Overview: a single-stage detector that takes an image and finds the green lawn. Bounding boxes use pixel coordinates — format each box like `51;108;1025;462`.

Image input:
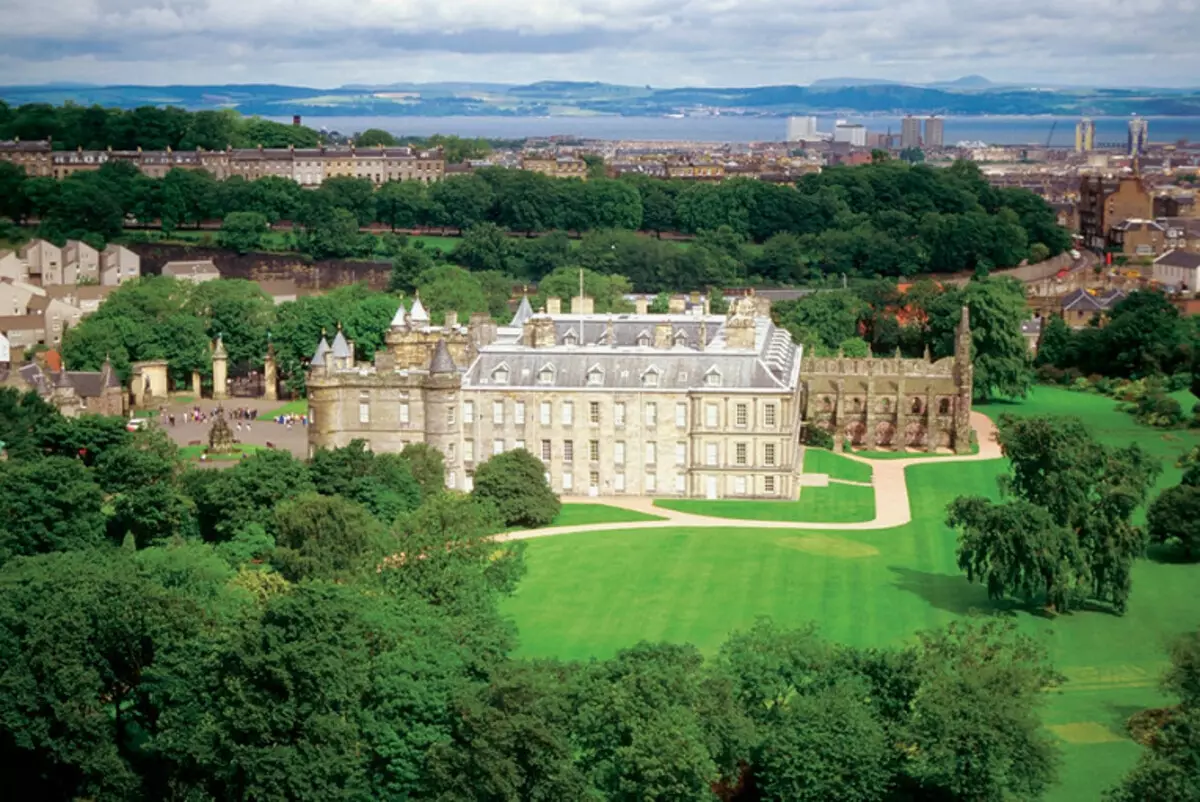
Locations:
257;400;309;421
852;440;981;459
503;388;1200;801
550;503;664;527
800;447;874;483
653;481;875;523
178;443;265;461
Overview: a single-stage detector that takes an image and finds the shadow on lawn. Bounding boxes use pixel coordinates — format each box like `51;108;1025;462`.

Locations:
1145;543;1200;566
887;566;1014;616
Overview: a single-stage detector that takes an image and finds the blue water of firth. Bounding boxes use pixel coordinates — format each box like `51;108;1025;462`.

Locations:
270;114;1200;146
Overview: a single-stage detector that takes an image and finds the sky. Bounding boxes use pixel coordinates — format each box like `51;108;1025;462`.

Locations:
0;0;1191;88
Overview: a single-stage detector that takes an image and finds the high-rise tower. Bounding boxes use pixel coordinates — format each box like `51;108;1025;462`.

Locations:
1075;118;1095;152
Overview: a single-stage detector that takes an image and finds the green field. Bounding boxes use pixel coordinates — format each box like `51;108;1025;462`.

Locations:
654;481;875;523
550;503;664;527
800;447;874;483
257;400;309;421
503;386;1200;801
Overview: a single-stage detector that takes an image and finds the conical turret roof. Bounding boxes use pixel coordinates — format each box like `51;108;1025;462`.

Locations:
331;328;351;360
390;302;408;328
509;295;534;327
312;336;331;364
429;339;456;375
409;293;429;324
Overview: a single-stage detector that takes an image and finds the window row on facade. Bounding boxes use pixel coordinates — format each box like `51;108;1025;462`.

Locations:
461;437;779;469
454;398;780;429
447;467;779;497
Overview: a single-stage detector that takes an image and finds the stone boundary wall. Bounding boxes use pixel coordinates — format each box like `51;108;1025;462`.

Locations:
128;243;392;291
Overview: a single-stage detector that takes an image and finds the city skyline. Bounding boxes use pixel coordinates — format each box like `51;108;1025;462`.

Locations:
0;0;1188;88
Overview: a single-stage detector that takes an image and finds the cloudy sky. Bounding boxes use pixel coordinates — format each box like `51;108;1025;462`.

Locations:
0;0;1188;87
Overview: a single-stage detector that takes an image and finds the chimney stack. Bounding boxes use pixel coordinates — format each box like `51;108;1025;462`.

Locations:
654;321;673;349
635;297;649;315
546;297;562;315
444;310;458;329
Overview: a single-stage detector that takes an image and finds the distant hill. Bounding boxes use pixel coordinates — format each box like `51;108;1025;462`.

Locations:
2;80;1199;117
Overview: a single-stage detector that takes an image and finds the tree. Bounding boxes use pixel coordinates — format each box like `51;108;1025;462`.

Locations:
271;493;385;581
0;548;220;800
947;496;1088;612
387;246;435;294
375;179;428;231
1147;483;1200;560
400;442;446;501
187;449;314;541
1034;313;1074;367
318;176;376;226
217;210;269;253
309;439;421;524
773;291;865;352
472;449;561;528
454;222;515;273
927;277;1033;400
534;266;633;314
356;128;397;147
300;206;361;259
901;620;1062;801
0;457;107;564
416;264;489;320
428;174;494;230
754;681;892;802
976;414;1160;613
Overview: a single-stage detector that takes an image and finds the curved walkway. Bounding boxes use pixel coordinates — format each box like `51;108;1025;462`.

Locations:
497;412;1002;542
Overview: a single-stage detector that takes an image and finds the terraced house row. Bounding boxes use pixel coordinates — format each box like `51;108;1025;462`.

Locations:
0;139;446;185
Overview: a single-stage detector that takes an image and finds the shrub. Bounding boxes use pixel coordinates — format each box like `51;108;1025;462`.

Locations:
804;426;835;450
471;448;561;529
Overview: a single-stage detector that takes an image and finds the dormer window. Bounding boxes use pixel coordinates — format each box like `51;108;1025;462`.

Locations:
563;328;579;346
636;330;651;347
673;330;689;347
704;367;723;387
586;365;605;386
491;364;510;385
642;368;660;388
538;364;556;385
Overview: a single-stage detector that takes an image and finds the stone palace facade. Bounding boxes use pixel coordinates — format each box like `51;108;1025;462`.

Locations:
307;294;973;499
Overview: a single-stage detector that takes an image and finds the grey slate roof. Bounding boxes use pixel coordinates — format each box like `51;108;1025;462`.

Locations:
1156;250;1200;270
312;336;330;364
546;315;724;348
430;339;456;375
510;296;534;327
330;330;351;359
1062;289;1126;312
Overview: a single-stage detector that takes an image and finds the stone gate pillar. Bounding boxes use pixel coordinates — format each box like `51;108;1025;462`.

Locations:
212;336;229;401
263;342;278;401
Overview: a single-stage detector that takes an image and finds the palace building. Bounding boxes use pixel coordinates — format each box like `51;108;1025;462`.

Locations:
306;294;973;499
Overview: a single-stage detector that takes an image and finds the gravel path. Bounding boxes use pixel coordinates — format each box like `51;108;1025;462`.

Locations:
497;412;1002;542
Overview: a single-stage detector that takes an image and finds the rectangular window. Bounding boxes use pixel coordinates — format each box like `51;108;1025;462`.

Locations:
359;403;370;424
615;441;626;464
675;442;687;466
492;400;504;424
448;471;456;489
675;473;686;493
736;403;748;427
589;401;600;425
515;401;526;424
399;401;410;424
645;402;658;426
447;443;456;461
706;443;718;466
675;402;687;428
646;473;657;493
589;440;600;462
463;401;474;423
764;403;777;427
734;476;747;495
764;443;776;466
464;440;475;462
705;404;718;428
764;476;776;494
447;407;456;426
493;439;504;456
541;439;551;461
562;402;574;426
646;441;657;464
614;402;626;427
563;472;573;491
540;401;552;425
736;443;748;466
614;472;626;492
590;471;600;490
564;440;574;463
515;439;525;452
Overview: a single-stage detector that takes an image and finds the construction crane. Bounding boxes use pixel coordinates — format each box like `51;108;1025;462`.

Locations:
1045;120;1057;148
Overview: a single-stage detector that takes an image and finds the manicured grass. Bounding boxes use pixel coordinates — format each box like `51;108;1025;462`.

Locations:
550;503;665;527
852;439;981;459
178;443;264;461
653;481;875;523
257;400;309;421
503;393;1200;801
800;447;874;483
